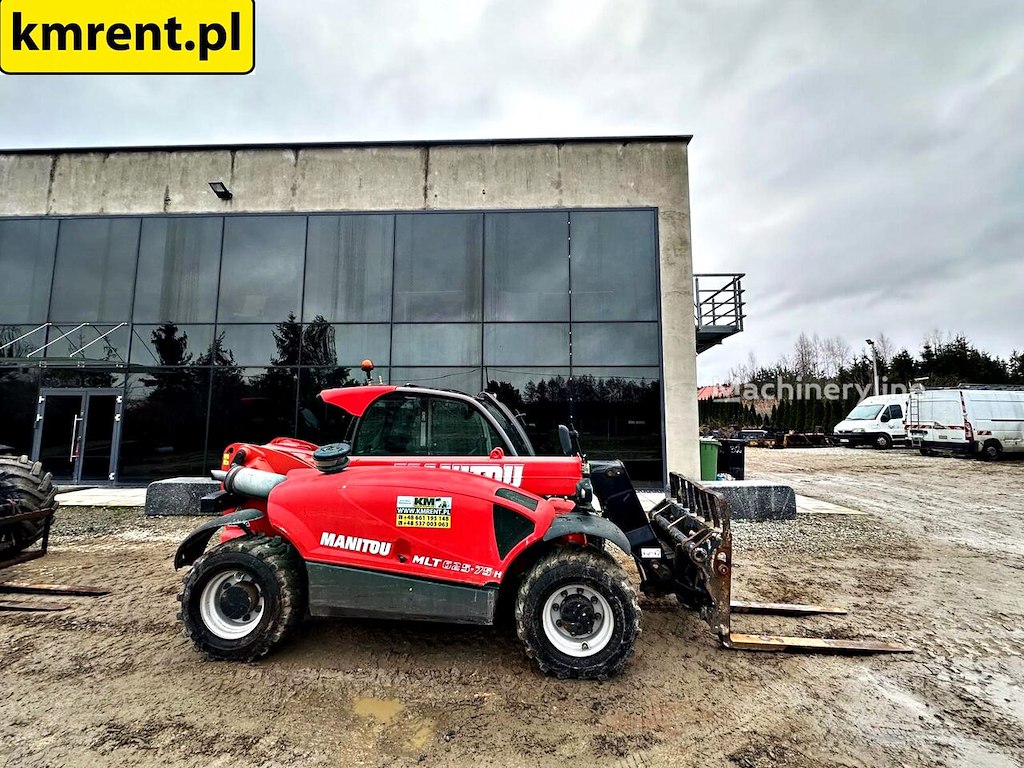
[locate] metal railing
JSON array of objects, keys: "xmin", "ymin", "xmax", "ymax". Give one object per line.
[{"xmin": 694, "ymin": 273, "xmax": 745, "ymax": 331}]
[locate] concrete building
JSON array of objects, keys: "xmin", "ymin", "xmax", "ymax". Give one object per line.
[{"xmin": 0, "ymin": 137, "xmax": 742, "ymax": 485}]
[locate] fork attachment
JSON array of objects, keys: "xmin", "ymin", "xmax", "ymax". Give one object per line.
[{"xmin": 642, "ymin": 473, "xmax": 911, "ymax": 654}]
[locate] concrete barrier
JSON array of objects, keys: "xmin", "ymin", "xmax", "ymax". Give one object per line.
[
  {"xmin": 145, "ymin": 477, "xmax": 220, "ymax": 517},
  {"xmin": 702, "ymin": 480, "xmax": 797, "ymax": 521}
]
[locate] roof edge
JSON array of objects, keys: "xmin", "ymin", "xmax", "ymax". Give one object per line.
[{"xmin": 0, "ymin": 134, "xmax": 693, "ymax": 156}]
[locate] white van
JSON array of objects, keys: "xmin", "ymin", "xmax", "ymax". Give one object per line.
[
  {"xmin": 908, "ymin": 387, "xmax": 1024, "ymax": 459},
  {"xmin": 833, "ymin": 394, "xmax": 909, "ymax": 449}
]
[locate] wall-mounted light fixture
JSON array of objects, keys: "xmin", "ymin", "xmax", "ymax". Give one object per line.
[{"xmin": 208, "ymin": 181, "xmax": 233, "ymax": 200}]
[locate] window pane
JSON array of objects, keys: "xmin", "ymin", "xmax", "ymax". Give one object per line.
[
  {"xmin": 0, "ymin": 219, "xmax": 58, "ymax": 324},
  {"xmin": 352, "ymin": 393, "xmax": 498, "ymax": 456},
  {"xmin": 129, "ymin": 324, "xmax": 215, "ymax": 366},
  {"xmin": 44, "ymin": 323, "xmax": 129, "ymax": 363},
  {"xmin": 484, "ymin": 323, "xmax": 568, "ymax": 367},
  {"xmin": 301, "ymin": 322, "xmax": 391, "ymax": 367},
  {"xmin": 484, "ymin": 212, "xmax": 568, "ymax": 321},
  {"xmin": 429, "ymin": 397, "xmax": 500, "ymax": 455},
  {"xmin": 571, "ymin": 367, "xmax": 662, "ymax": 481},
  {"xmin": 215, "ymin": 324, "xmax": 296, "ymax": 367},
  {"xmin": 1, "ymin": 324, "xmax": 48, "ymax": 359},
  {"xmin": 393, "ymin": 213, "xmax": 482, "ymax": 322},
  {"xmin": 570, "ymin": 210, "xmax": 658, "ymax": 321},
  {"xmin": 120, "ymin": 368, "xmax": 211, "ymax": 481},
  {"xmin": 392, "ymin": 324, "xmax": 481, "ymax": 367},
  {"xmin": 304, "ymin": 215, "xmax": 393, "ymax": 322},
  {"xmin": 218, "ymin": 216, "xmax": 306, "ymax": 322},
  {"xmin": 0, "ymin": 367, "xmax": 40, "ymax": 455},
  {"xmin": 572, "ymin": 322, "xmax": 660, "ymax": 366},
  {"xmin": 297, "ymin": 367, "xmax": 378, "ymax": 444},
  {"xmin": 133, "ymin": 217, "xmax": 222, "ymax": 323},
  {"xmin": 50, "ymin": 218, "xmax": 140, "ymax": 322},
  {"xmin": 487, "ymin": 369, "xmax": 571, "ymax": 455},
  {"xmin": 207, "ymin": 367, "xmax": 298, "ymax": 465},
  {"xmin": 353, "ymin": 393, "xmax": 427, "ymax": 455},
  {"xmin": 390, "ymin": 367, "xmax": 482, "ymax": 394}
]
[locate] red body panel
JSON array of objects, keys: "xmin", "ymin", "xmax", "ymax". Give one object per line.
[
  {"xmin": 221, "ymin": 438, "xmax": 318, "ymax": 474},
  {"xmin": 345, "ymin": 455, "xmax": 582, "ymax": 497},
  {"xmin": 265, "ymin": 465, "xmax": 556, "ymax": 587},
  {"xmin": 320, "ymin": 385, "xmax": 398, "ymax": 416}
]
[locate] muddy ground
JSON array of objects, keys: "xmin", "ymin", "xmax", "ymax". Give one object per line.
[{"xmin": 2, "ymin": 447, "xmax": 1023, "ymax": 767}]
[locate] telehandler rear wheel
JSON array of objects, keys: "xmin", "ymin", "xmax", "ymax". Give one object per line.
[
  {"xmin": 178, "ymin": 535, "xmax": 305, "ymax": 661},
  {"xmin": 515, "ymin": 547, "xmax": 639, "ymax": 679}
]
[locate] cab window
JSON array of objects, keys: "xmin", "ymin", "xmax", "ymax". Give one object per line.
[
  {"xmin": 886, "ymin": 405, "xmax": 903, "ymax": 420},
  {"xmin": 353, "ymin": 394, "xmax": 506, "ymax": 456}
]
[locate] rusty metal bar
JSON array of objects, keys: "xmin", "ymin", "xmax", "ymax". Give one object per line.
[
  {"xmin": 725, "ymin": 633, "xmax": 913, "ymax": 654},
  {"xmin": 0, "ymin": 600, "xmax": 69, "ymax": 612},
  {"xmin": 730, "ymin": 601, "xmax": 848, "ymax": 616},
  {"xmin": 0, "ymin": 581, "xmax": 109, "ymax": 597}
]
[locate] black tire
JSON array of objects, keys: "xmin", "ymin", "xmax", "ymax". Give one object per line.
[
  {"xmin": 874, "ymin": 434, "xmax": 893, "ymax": 449},
  {"xmin": 919, "ymin": 447, "xmax": 935, "ymax": 456},
  {"xmin": 981, "ymin": 440, "xmax": 1003, "ymax": 461},
  {"xmin": 0, "ymin": 455, "xmax": 57, "ymax": 556},
  {"xmin": 515, "ymin": 547, "xmax": 640, "ymax": 680},
  {"xmin": 178, "ymin": 535, "xmax": 306, "ymax": 661}
]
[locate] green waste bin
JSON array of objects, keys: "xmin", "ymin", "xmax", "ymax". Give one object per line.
[{"xmin": 699, "ymin": 438, "xmax": 721, "ymax": 481}]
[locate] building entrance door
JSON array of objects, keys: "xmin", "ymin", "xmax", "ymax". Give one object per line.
[{"xmin": 32, "ymin": 389, "xmax": 124, "ymax": 484}]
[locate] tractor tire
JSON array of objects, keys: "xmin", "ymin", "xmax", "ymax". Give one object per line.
[
  {"xmin": 178, "ymin": 535, "xmax": 306, "ymax": 662},
  {"xmin": 515, "ymin": 547, "xmax": 640, "ymax": 680},
  {"xmin": 0, "ymin": 455, "xmax": 57, "ymax": 557}
]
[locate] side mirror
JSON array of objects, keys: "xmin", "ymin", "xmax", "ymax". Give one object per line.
[
  {"xmin": 558, "ymin": 424, "xmax": 572, "ymax": 455},
  {"xmin": 880, "ymin": 414, "xmax": 890, "ymax": 423}
]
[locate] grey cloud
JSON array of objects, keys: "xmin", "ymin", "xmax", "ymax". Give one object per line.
[{"xmin": 0, "ymin": 0, "xmax": 1020, "ymax": 381}]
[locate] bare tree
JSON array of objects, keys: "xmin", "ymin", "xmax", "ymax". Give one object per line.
[
  {"xmin": 820, "ymin": 335, "xmax": 851, "ymax": 377},
  {"xmin": 726, "ymin": 350, "xmax": 760, "ymax": 384},
  {"xmin": 874, "ymin": 332, "xmax": 895, "ymax": 366},
  {"xmin": 792, "ymin": 332, "xmax": 818, "ymax": 378},
  {"xmin": 923, "ymin": 329, "xmax": 952, "ymax": 350}
]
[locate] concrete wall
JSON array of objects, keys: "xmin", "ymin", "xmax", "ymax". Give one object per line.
[{"xmin": 0, "ymin": 139, "xmax": 699, "ymax": 478}]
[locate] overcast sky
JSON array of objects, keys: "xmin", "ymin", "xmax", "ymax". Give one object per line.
[{"xmin": 1, "ymin": 0, "xmax": 1021, "ymax": 384}]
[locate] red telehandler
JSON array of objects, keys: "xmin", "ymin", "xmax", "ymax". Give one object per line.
[{"xmin": 175, "ymin": 383, "xmax": 909, "ymax": 678}]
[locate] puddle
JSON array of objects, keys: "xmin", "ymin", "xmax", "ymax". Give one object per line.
[{"xmin": 352, "ymin": 697, "xmax": 405, "ymax": 724}]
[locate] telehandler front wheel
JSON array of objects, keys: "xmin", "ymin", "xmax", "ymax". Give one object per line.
[
  {"xmin": 515, "ymin": 547, "xmax": 640, "ymax": 680},
  {"xmin": 178, "ymin": 535, "xmax": 305, "ymax": 661}
]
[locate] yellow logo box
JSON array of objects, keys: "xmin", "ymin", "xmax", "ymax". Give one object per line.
[{"xmin": 0, "ymin": 0, "xmax": 254, "ymax": 74}]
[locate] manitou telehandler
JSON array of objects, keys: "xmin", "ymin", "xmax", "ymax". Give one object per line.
[{"xmin": 174, "ymin": 383, "xmax": 910, "ymax": 678}]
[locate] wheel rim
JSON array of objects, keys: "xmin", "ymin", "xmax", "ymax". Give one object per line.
[
  {"xmin": 876, "ymin": 436, "xmax": 888, "ymax": 447},
  {"xmin": 541, "ymin": 583, "xmax": 614, "ymax": 658},
  {"xmin": 199, "ymin": 570, "xmax": 265, "ymax": 640}
]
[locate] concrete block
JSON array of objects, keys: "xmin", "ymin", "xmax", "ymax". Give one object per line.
[
  {"xmin": 145, "ymin": 477, "xmax": 220, "ymax": 517},
  {"xmin": 702, "ymin": 481, "xmax": 797, "ymax": 521}
]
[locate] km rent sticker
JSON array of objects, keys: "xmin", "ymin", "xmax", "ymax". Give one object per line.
[
  {"xmin": 0, "ymin": 0, "xmax": 255, "ymax": 74},
  {"xmin": 396, "ymin": 496, "xmax": 452, "ymax": 529}
]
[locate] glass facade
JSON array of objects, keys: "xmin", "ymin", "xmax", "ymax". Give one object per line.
[{"xmin": 0, "ymin": 209, "xmax": 663, "ymax": 481}]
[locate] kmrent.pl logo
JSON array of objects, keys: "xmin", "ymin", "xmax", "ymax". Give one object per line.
[{"xmin": 0, "ymin": 1, "xmax": 255, "ymax": 74}]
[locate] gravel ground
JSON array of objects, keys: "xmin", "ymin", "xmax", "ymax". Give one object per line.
[{"xmin": 2, "ymin": 447, "xmax": 1023, "ymax": 767}]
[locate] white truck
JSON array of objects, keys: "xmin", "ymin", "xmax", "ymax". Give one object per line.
[
  {"xmin": 832, "ymin": 393, "xmax": 909, "ymax": 449},
  {"xmin": 907, "ymin": 386, "xmax": 1024, "ymax": 459}
]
